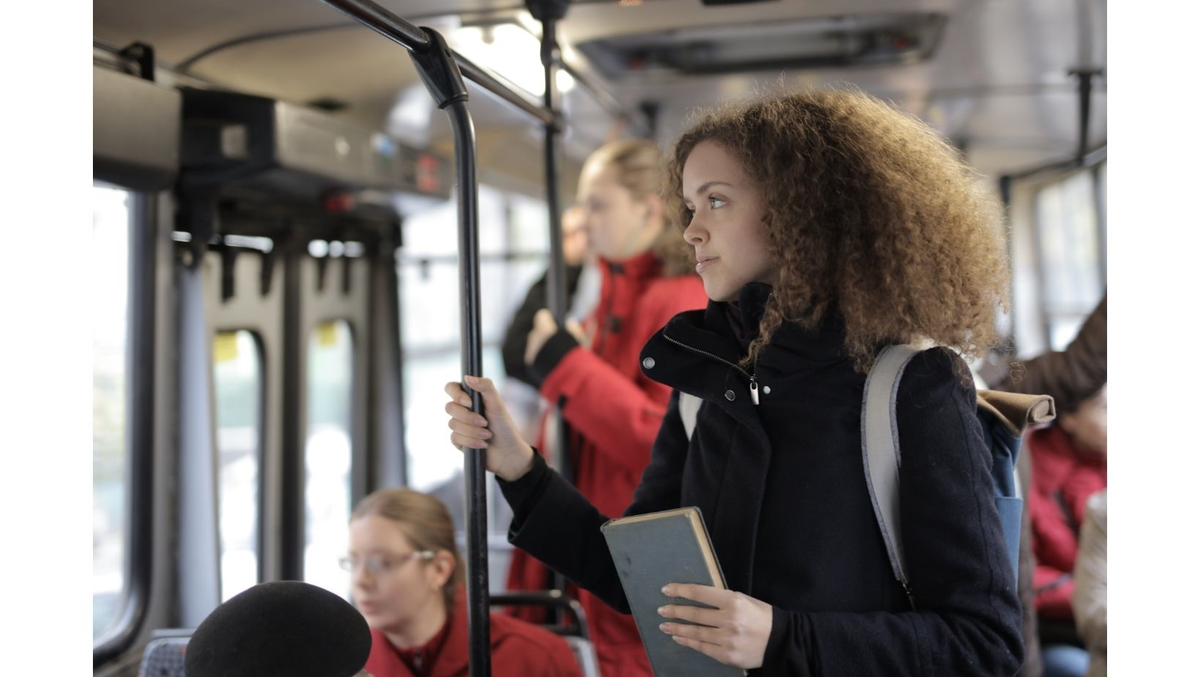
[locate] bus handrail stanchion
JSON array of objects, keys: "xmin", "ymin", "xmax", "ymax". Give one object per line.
[
  {"xmin": 406, "ymin": 27, "xmax": 491, "ymax": 677},
  {"xmin": 528, "ymin": 0, "xmax": 572, "ymax": 610}
]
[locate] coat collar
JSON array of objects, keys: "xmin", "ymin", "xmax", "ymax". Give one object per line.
[
  {"xmin": 366, "ymin": 589, "xmax": 469, "ymax": 677},
  {"xmin": 639, "ymin": 283, "xmax": 855, "ymax": 595},
  {"xmin": 644, "ymin": 282, "xmax": 850, "ymax": 401},
  {"xmin": 600, "ymin": 248, "xmax": 662, "ymax": 282}
]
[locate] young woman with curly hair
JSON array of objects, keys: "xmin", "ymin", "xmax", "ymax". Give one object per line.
[
  {"xmin": 445, "ymin": 88, "xmax": 1023, "ymax": 675},
  {"xmin": 506, "ymin": 138, "xmax": 708, "ymax": 677}
]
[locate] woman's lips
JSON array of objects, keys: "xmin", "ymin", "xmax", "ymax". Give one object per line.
[{"xmin": 696, "ymin": 256, "xmax": 718, "ymax": 274}]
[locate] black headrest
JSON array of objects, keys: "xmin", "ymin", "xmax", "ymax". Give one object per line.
[{"xmin": 185, "ymin": 581, "xmax": 371, "ymax": 677}]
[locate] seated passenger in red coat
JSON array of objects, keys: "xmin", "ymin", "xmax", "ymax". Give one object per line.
[
  {"xmin": 1028, "ymin": 384, "xmax": 1107, "ymax": 621},
  {"xmin": 346, "ymin": 488, "xmax": 584, "ymax": 677}
]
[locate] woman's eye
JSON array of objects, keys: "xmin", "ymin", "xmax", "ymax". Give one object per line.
[
  {"xmin": 684, "ymin": 208, "xmax": 695, "ymax": 221},
  {"xmin": 708, "ymin": 197, "xmax": 726, "ymax": 209}
]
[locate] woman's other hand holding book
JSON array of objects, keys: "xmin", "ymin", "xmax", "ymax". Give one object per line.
[{"xmin": 657, "ymin": 583, "xmax": 773, "ymax": 670}]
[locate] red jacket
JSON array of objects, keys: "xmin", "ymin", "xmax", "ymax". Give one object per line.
[
  {"xmin": 507, "ymin": 250, "xmax": 707, "ymax": 677},
  {"xmin": 364, "ymin": 588, "xmax": 583, "ymax": 677},
  {"xmin": 1026, "ymin": 425, "xmax": 1107, "ymax": 620}
]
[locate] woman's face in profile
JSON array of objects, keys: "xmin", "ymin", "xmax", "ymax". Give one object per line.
[
  {"xmin": 577, "ymin": 162, "xmax": 657, "ymax": 262},
  {"xmin": 1061, "ymin": 385, "xmax": 1108, "ymax": 457},
  {"xmin": 347, "ymin": 515, "xmax": 442, "ymax": 632},
  {"xmin": 680, "ymin": 140, "xmax": 776, "ymax": 302}
]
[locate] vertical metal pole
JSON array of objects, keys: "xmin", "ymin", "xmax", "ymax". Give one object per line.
[
  {"xmin": 280, "ymin": 232, "xmax": 305, "ymax": 582},
  {"xmin": 533, "ymin": 4, "xmax": 573, "ymax": 606},
  {"xmin": 385, "ymin": 221, "xmax": 409, "ymax": 488},
  {"xmin": 1092, "ymin": 164, "xmax": 1107, "ymax": 289},
  {"xmin": 540, "ymin": 17, "xmax": 567, "ymax": 324},
  {"xmin": 407, "ymin": 25, "xmax": 490, "ymax": 675},
  {"xmin": 1074, "ymin": 70, "xmax": 1093, "ymax": 163},
  {"xmin": 448, "ymin": 100, "xmax": 491, "ymax": 677}
]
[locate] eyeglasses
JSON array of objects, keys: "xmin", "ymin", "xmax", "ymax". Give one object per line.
[{"xmin": 338, "ymin": 551, "xmax": 435, "ymax": 576}]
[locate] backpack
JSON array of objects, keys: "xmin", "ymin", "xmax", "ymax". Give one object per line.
[{"xmin": 677, "ymin": 344, "xmax": 1055, "ymax": 608}]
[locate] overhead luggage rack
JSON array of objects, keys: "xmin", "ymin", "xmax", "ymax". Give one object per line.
[
  {"xmin": 179, "ymin": 87, "xmax": 452, "ymax": 205},
  {"xmin": 93, "ymin": 65, "xmax": 182, "ymax": 191}
]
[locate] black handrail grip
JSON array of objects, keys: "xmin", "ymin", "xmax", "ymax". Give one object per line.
[{"xmin": 410, "ymin": 28, "xmax": 469, "ymax": 110}]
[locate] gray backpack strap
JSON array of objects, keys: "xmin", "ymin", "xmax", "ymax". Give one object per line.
[
  {"xmin": 862, "ymin": 344, "xmax": 920, "ymax": 607},
  {"xmin": 678, "ymin": 392, "xmax": 701, "ymax": 441}
]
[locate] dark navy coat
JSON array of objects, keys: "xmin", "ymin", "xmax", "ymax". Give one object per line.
[{"xmin": 500, "ymin": 282, "xmax": 1023, "ymax": 676}]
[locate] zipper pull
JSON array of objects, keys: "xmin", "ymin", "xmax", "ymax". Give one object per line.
[{"xmin": 750, "ymin": 376, "xmax": 760, "ymax": 406}]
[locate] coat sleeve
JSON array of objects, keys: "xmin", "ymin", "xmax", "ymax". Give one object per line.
[
  {"xmin": 536, "ymin": 284, "xmax": 700, "ymax": 475},
  {"xmin": 991, "ymin": 295, "xmax": 1106, "ymax": 410},
  {"xmin": 498, "ymin": 390, "xmax": 692, "ymax": 614},
  {"xmin": 501, "ymin": 266, "xmax": 583, "ymax": 388},
  {"xmin": 762, "ymin": 349, "xmax": 1024, "ymax": 676}
]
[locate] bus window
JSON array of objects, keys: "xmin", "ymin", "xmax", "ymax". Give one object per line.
[
  {"xmin": 213, "ymin": 330, "xmax": 263, "ymax": 602},
  {"xmin": 398, "ymin": 187, "xmax": 547, "ymax": 588},
  {"xmin": 1035, "ymin": 170, "xmax": 1105, "ymax": 349},
  {"xmin": 305, "ymin": 320, "xmax": 354, "ymax": 597},
  {"xmin": 399, "ymin": 186, "xmax": 547, "ymax": 494},
  {"xmin": 92, "ymin": 183, "xmax": 130, "ymax": 639}
]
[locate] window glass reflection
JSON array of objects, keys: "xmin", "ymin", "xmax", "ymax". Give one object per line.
[
  {"xmin": 213, "ymin": 330, "xmax": 263, "ymax": 602},
  {"xmin": 305, "ymin": 320, "xmax": 354, "ymax": 598},
  {"xmin": 92, "ymin": 183, "xmax": 130, "ymax": 640}
]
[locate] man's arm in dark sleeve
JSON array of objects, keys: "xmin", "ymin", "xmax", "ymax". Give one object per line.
[
  {"xmin": 990, "ymin": 294, "xmax": 1106, "ymax": 409},
  {"xmin": 501, "ymin": 266, "xmax": 583, "ymax": 388}
]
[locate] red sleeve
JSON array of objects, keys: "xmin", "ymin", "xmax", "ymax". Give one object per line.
[
  {"xmin": 538, "ymin": 278, "xmax": 707, "ymax": 475},
  {"xmin": 492, "ymin": 616, "xmax": 585, "ymax": 677},
  {"xmin": 1063, "ymin": 466, "xmax": 1107, "ymax": 527},
  {"xmin": 1027, "ymin": 476, "xmax": 1080, "ymax": 574}
]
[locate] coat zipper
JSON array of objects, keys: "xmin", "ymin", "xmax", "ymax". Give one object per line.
[{"xmin": 662, "ymin": 332, "xmax": 760, "ymax": 405}]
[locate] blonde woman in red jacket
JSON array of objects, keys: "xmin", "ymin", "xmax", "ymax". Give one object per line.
[
  {"xmin": 347, "ymin": 488, "xmax": 582, "ymax": 677},
  {"xmin": 508, "ymin": 139, "xmax": 708, "ymax": 677}
]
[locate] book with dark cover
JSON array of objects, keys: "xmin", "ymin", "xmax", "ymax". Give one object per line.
[{"xmin": 601, "ymin": 507, "xmax": 746, "ymax": 677}]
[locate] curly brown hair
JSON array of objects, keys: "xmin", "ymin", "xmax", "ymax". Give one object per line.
[{"xmin": 664, "ymin": 88, "xmax": 1010, "ymax": 371}]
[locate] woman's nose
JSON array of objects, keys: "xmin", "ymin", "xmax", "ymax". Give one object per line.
[
  {"xmin": 351, "ymin": 568, "xmax": 371, "ymax": 588},
  {"xmin": 682, "ymin": 217, "xmax": 707, "ymax": 245},
  {"xmin": 581, "ymin": 212, "xmax": 599, "ymax": 234}
]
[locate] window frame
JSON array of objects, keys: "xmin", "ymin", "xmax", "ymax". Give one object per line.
[
  {"xmin": 1030, "ymin": 162, "xmax": 1108, "ymax": 350},
  {"xmin": 93, "ymin": 189, "xmax": 157, "ymax": 665}
]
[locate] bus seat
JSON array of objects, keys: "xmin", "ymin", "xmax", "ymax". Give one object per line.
[
  {"xmin": 138, "ymin": 637, "xmax": 189, "ymax": 677},
  {"xmin": 562, "ymin": 635, "xmax": 601, "ymax": 677},
  {"xmin": 490, "ymin": 591, "xmax": 600, "ymax": 677}
]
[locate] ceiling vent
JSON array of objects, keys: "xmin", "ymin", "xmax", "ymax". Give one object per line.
[{"xmin": 576, "ymin": 12, "xmax": 946, "ymax": 78}]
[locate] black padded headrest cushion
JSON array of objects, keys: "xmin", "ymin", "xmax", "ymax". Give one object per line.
[{"xmin": 185, "ymin": 581, "xmax": 371, "ymax": 677}]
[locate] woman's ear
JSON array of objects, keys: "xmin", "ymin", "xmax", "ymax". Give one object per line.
[
  {"xmin": 642, "ymin": 194, "xmax": 665, "ymax": 228},
  {"xmin": 431, "ymin": 550, "xmax": 456, "ymax": 589}
]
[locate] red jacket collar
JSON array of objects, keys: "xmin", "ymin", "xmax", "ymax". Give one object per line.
[
  {"xmin": 600, "ymin": 248, "xmax": 662, "ymax": 281},
  {"xmin": 365, "ymin": 589, "xmax": 470, "ymax": 677}
]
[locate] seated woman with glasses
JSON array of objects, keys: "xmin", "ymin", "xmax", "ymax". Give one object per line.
[{"xmin": 344, "ymin": 487, "xmax": 584, "ymax": 677}]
